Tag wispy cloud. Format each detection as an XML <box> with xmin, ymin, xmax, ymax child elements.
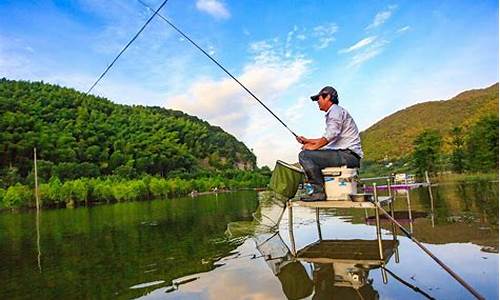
<box><xmin>397</xmin><ymin>25</ymin><xmax>411</xmax><ymax>33</ymax></box>
<box><xmin>366</xmin><ymin>5</ymin><xmax>397</xmax><ymax>30</ymax></box>
<box><xmin>313</xmin><ymin>23</ymin><xmax>338</xmax><ymax>49</ymax></box>
<box><xmin>196</xmin><ymin>0</ymin><xmax>230</xmax><ymax>20</ymax></box>
<box><xmin>348</xmin><ymin>39</ymin><xmax>388</xmax><ymax>68</ymax></box>
<box><xmin>339</xmin><ymin>36</ymin><xmax>377</xmax><ymax>54</ymax></box>
<box><xmin>285</xmin><ymin>98</ymin><xmax>307</xmax><ymax>122</ymax></box>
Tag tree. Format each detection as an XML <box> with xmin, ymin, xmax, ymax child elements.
<box><xmin>449</xmin><ymin>127</ymin><xmax>466</xmax><ymax>173</ymax></box>
<box><xmin>3</xmin><ymin>183</ymin><xmax>33</xmax><ymax>208</ymax></box>
<box><xmin>0</xmin><ymin>167</ymin><xmax>21</xmax><ymax>189</ymax></box>
<box><xmin>465</xmin><ymin>115</ymin><xmax>499</xmax><ymax>172</ymax></box>
<box><xmin>412</xmin><ymin>130</ymin><xmax>442</xmax><ymax>176</ymax></box>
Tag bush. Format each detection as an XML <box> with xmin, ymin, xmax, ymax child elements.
<box><xmin>0</xmin><ymin>187</ymin><xmax>5</xmax><ymax>209</ymax></box>
<box><xmin>3</xmin><ymin>183</ymin><xmax>33</xmax><ymax>208</ymax></box>
<box><xmin>60</xmin><ymin>179</ymin><xmax>88</xmax><ymax>205</ymax></box>
<box><xmin>91</xmin><ymin>179</ymin><xmax>114</xmax><ymax>203</ymax></box>
<box><xmin>149</xmin><ymin>177</ymin><xmax>169</xmax><ymax>199</ymax></box>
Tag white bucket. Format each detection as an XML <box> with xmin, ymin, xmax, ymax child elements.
<box><xmin>322</xmin><ymin>166</ymin><xmax>358</xmax><ymax>200</ymax></box>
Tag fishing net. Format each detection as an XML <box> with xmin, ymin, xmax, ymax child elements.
<box><xmin>225</xmin><ymin>160</ymin><xmax>304</xmax><ymax>238</ymax></box>
<box><xmin>224</xmin><ymin>160</ymin><xmax>307</xmax><ymax>292</ymax></box>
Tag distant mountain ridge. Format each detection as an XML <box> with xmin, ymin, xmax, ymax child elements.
<box><xmin>0</xmin><ymin>79</ymin><xmax>256</xmax><ymax>179</ymax></box>
<box><xmin>361</xmin><ymin>83</ymin><xmax>499</xmax><ymax>161</ymax></box>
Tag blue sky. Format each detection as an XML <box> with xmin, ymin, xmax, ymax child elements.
<box><xmin>1</xmin><ymin>0</ymin><xmax>498</xmax><ymax>166</ymax></box>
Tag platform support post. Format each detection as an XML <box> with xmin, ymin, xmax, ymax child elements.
<box><xmin>387</xmin><ymin>179</ymin><xmax>399</xmax><ymax>263</ymax></box>
<box><xmin>315</xmin><ymin>208</ymin><xmax>323</xmax><ymax>241</ymax></box>
<box><xmin>373</xmin><ymin>183</ymin><xmax>388</xmax><ymax>283</ymax></box>
<box><xmin>406</xmin><ymin>189</ymin><xmax>414</xmax><ymax>234</ymax></box>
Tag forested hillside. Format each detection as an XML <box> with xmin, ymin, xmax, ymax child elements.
<box><xmin>361</xmin><ymin>83</ymin><xmax>499</xmax><ymax>161</ymax></box>
<box><xmin>0</xmin><ymin>79</ymin><xmax>257</xmax><ymax>185</ymax></box>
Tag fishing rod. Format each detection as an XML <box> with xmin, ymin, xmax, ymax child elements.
<box><xmin>136</xmin><ymin>0</ymin><xmax>298</xmax><ymax>139</ymax></box>
<box><xmin>86</xmin><ymin>0</ymin><xmax>170</xmax><ymax>95</ymax></box>
<box><xmin>371</xmin><ymin>200</ymin><xmax>485</xmax><ymax>300</ymax></box>
<box><xmin>381</xmin><ymin>266</ymin><xmax>435</xmax><ymax>300</ymax></box>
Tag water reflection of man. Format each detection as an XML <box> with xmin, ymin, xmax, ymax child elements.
<box><xmin>311</xmin><ymin>263</ymin><xmax>379</xmax><ymax>300</ymax></box>
<box><xmin>297</xmin><ymin>86</ymin><xmax>363</xmax><ymax>202</ymax></box>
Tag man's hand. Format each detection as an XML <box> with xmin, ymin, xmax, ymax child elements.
<box><xmin>302</xmin><ymin>137</ymin><xmax>329</xmax><ymax>151</ymax></box>
<box><xmin>296</xmin><ymin>135</ymin><xmax>307</xmax><ymax>144</ymax></box>
<box><xmin>303</xmin><ymin>143</ymin><xmax>316</xmax><ymax>150</ymax></box>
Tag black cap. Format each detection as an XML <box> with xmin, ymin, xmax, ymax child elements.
<box><xmin>310</xmin><ymin>86</ymin><xmax>338</xmax><ymax>102</ymax></box>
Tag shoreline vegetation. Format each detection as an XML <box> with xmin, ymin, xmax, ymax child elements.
<box><xmin>0</xmin><ymin>79</ymin><xmax>274</xmax><ymax>211</ymax></box>
<box><xmin>0</xmin><ymin>171</ymin><xmax>270</xmax><ymax>211</ymax></box>
<box><xmin>2</xmin><ymin>170</ymin><xmax>498</xmax><ymax>212</ymax></box>
<box><xmin>1</xmin><ymin>81</ymin><xmax>498</xmax><ymax>212</ymax></box>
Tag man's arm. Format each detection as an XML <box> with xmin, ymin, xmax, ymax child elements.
<box><xmin>296</xmin><ymin>136</ymin><xmax>323</xmax><ymax>144</ymax></box>
<box><xmin>303</xmin><ymin>137</ymin><xmax>328</xmax><ymax>150</ymax></box>
<box><xmin>296</xmin><ymin>135</ymin><xmax>328</xmax><ymax>150</ymax></box>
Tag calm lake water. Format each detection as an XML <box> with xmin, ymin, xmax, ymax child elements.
<box><xmin>0</xmin><ymin>181</ymin><xmax>498</xmax><ymax>299</ymax></box>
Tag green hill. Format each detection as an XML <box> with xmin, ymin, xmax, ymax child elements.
<box><xmin>0</xmin><ymin>79</ymin><xmax>257</xmax><ymax>182</ymax></box>
<box><xmin>361</xmin><ymin>83</ymin><xmax>499</xmax><ymax>161</ymax></box>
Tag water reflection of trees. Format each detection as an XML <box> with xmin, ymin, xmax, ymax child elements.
<box><xmin>0</xmin><ymin>191</ymin><xmax>259</xmax><ymax>299</ymax></box>
<box><xmin>325</xmin><ymin>183</ymin><xmax>498</xmax><ymax>250</ymax></box>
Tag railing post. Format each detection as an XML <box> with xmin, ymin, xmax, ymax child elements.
<box><xmin>373</xmin><ymin>182</ymin><xmax>388</xmax><ymax>284</ymax></box>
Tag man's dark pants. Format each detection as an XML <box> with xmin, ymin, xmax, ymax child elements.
<box><xmin>298</xmin><ymin>150</ymin><xmax>360</xmax><ymax>193</ymax></box>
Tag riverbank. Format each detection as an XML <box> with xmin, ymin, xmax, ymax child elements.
<box><xmin>433</xmin><ymin>172</ymin><xmax>499</xmax><ymax>183</ymax></box>
<box><xmin>0</xmin><ymin>173</ymin><xmax>270</xmax><ymax>211</ymax></box>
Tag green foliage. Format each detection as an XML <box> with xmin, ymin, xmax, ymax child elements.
<box><xmin>60</xmin><ymin>179</ymin><xmax>88</xmax><ymax>206</ymax></box>
<box><xmin>0</xmin><ymin>169</ymin><xmax>270</xmax><ymax>209</ymax></box>
<box><xmin>90</xmin><ymin>178</ymin><xmax>114</xmax><ymax>203</ymax></box>
<box><xmin>412</xmin><ymin>130</ymin><xmax>442</xmax><ymax>176</ymax></box>
<box><xmin>0</xmin><ymin>79</ymin><xmax>272</xmax><ymax>209</ymax></box>
<box><xmin>0</xmin><ymin>167</ymin><xmax>21</xmax><ymax>189</ymax></box>
<box><xmin>0</xmin><ymin>79</ymin><xmax>257</xmax><ymax>182</ymax></box>
<box><xmin>449</xmin><ymin>127</ymin><xmax>466</xmax><ymax>173</ymax></box>
<box><xmin>0</xmin><ymin>187</ymin><xmax>5</xmax><ymax>209</ymax></box>
<box><xmin>3</xmin><ymin>183</ymin><xmax>33</xmax><ymax>208</ymax></box>
<box><xmin>361</xmin><ymin>83</ymin><xmax>498</xmax><ymax>161</ymax></box>
<box><xmin>465</xmin><ymin>114</ymin><xmax>499</xmax><ymax>172</ymax></box>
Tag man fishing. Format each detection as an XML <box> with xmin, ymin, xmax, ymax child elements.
<box><xmin>296</xmin><ymin>86</ymin><xmax>363</xmax><ymax>202</ymax></box>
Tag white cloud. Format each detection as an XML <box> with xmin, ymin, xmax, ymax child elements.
<box><xmin>285</xmin><ymin>98</ymin><xmax>307</xmax><ymax>122</ymax></box>
<box><xmin>397</xmin><ymin>26</ymin><xmax>411</xmax><ymax>33</ymax></box>
<box><xmin>348</xmin><ymin>39</ymin><xmax>388</xmax><ymax>68</ymax></box>
<box><xmin>207</xmin><ymin>45</ymin><xmax>216</xmax><ymax>56</ymax></box>
<box><xmin>339</xmin><ymin>36</ymin><xmax>377</xmax><ymax>54</ymax></box>
<box><xmin>166</xmin><ymin>55</ymin><xmax>310</xmax><ymax>138</ymax></box>
<box><xmin>313</xmin><ymin>23</ymin><xmax>338</xmax><ymax>49</ymax></box>
<box><xmin>196</xmin><ymin>0</ymin><xmax>230</xmax><ymax>20</ymax></box>
<box><xmin>285</xmin><ymin>26</ymin><xmax>298</xmax><ymax>57</ymax></box>
<box><xmin>251</xmin><ymin>131</ymin><xmax>302</xmax><ymax>167</ymax></box>
<box><xmin>165</xmin><ymin>35</ymin><xmax>311</xmax><ymax>166</ymax></box>
<box><xmin>365</xmin><ymin>5</ymin><xmax>397</xmax><ymax>30</ymax></box>
<box><xmin>0</xmin><ymin>35</ymin><xmax>36</xmax><ymax>79</ymax></box>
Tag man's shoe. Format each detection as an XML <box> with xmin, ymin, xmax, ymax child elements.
<box><xmin>300</xmin><ymin>192</ymin><xmax>326</xmax><ymax>202</ymax></box>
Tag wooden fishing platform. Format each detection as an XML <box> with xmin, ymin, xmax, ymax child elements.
<box><xmin>287</xmin><ymin>193</ymin><xmax>399</xmax><ymax>284</ymax></box>
<box><xmin>296</xmin><ymin>239</ymin><xmax>399</xmax><ymax>265</ymax></box>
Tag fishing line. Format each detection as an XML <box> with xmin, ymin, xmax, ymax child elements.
<box><xmin>86</xmin><ymin>0</ymin><xmax>170</xmax><ymax>95</ymax></box>
<box><xmin>137</xmin><ymin>0</ymin><xmax>298</xmax><ymax>138</ymax></box>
